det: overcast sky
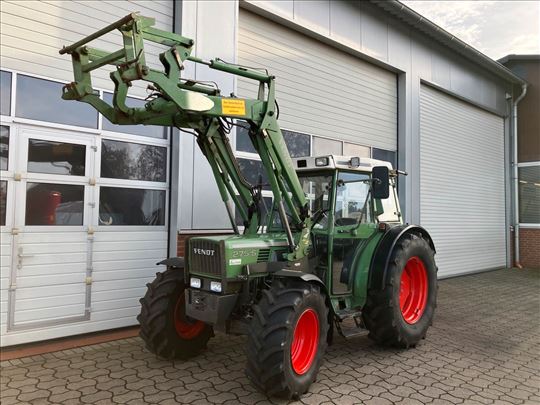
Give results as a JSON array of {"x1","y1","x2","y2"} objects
[{"x1": 402, "y1": 1, "x2": 540, "y2": 61}]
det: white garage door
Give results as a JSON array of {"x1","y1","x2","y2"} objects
[
  {"x1": 237, "y1": 9, "x2": 397, "y2": 151},
  {"x1": 420, "y1": 85, "x2": 506, "y2": 277}
]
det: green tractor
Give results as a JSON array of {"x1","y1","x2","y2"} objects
[{"x1": 59, "y1": 13, "x2": 437, "y2": 398}]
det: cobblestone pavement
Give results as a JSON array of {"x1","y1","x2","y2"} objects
[{"x1": 1, "y1": 268, "x2": 539, "y2": 405}]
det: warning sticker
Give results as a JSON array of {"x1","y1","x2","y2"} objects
[{"x1": 222, "y1": 99, "x2": 246, "y2": 116}]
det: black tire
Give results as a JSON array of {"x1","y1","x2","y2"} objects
[
  {"x1": 245, "y1": 279, "x2": 329, "y2": 399},
  {"x1": 362, "y1": 232, "x2": 437, "y2": 348},
  {"x1": 137, "y1": 268, "x2": 213, "y2": 359}
]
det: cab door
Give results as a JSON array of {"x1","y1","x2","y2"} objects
[{"x1": 330, "y1": 171, "x2": 373, "y2": 295}]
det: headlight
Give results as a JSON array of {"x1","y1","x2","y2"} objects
[
  {"x1": 315, "y1": 156, "x2": 329, "y2": 166},
  {"x1": 210, "y1": 281, "x2": 222, "y2": 293},
  {"x1": 190, "y1": 277, "x2": 201, "y2": 288}
]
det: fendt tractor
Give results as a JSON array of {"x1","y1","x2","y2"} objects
[{"x1": 59, "y1": 13, "x2": 437, "y2": 398}]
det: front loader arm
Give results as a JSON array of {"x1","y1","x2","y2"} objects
[{"x1": 59, "y1": 12, "x2": 310, "y2": 259}]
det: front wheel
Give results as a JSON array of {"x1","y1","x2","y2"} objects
[
  {"x1": 137, "y1": 268, "x2": 213, "y2": 359},
  {"x1": 362, "y1": 232, "x2": 437, "y2": 348},
  {"x1": 245, "y1": 279, "x2": 329, "y2": 399}
]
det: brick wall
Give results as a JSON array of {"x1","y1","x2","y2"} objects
[
  {"x1": 176, "y1": 232, "x2": 233, "y2": 257},
  {"x1": 519, "y1": 228, "x2": 540, "y2": 269},
  {"x1": 510, "y1": 228, "x2": 540, "y2": 269}
]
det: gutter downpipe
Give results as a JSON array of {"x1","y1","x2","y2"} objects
[{"x1": 512, "y1": 84, "x2": 527, "y2": 268}]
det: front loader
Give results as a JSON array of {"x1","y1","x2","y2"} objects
[{"x1": 59, "y1": 13, "x2": 437, "y2": 399}]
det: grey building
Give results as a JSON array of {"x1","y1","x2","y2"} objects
[{"x1": 0, "y1": 0, "x2": 525, "y2": 346}]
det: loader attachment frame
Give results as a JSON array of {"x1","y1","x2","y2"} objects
[{"x1": 59, "y1": 13, "x2": 311, "y2": 259}]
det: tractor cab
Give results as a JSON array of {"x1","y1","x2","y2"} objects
[{"x1": 290, "y1": 155, "x2": 403, "y2": 309}]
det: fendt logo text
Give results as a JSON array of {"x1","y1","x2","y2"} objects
[{"x1": 193, "y1": 248, "x2": 215, "y2": 256}]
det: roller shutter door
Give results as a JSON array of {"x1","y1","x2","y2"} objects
[
  {"x1": 237, "y1": 9, "x2": 397, "y2": 151},
  {"x1": 420, "y1": 85, "x2": 506, "y2": 277}
]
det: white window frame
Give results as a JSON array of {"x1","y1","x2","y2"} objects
[
  {"x1": 0, "y1": 68, "x2": 171, "y2": 232},
  {"x1": 517, "y1": 161, "x2": 540, "y2": 229},
  {"x1": 0, "y1": 122, "x2": 16, "y2": 228}
]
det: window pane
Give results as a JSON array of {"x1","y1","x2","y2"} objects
[
  {"x1": 335, "y1": 172, "x2": 372, "y2": 225},
  {"x1": 102, "y1": 93, "x2": 166, "y2": 139},
  {"x1": 99, "y1": 187, "x2": 165, "y2": 226},
  {"x1": 373, "y1": 148, "x2": 396, "y2": 168},
  {"x1": 26, "y1": 183, "x2": 84, "y2": 225},
  {"x1": 519, "y1": 166, "x2": 540, "y2": 224},
  {"x1": 236, "y1": 124, "x2": 256, "y2": 153},
  {"x1": 0, "y1": 180, "x2": 6, "y2": 226},
  {"x1": 238, "y1": 158, "x2": 270, "y2": 190},
  {"x1": 343, "y1": 142, "x2": 370, "y2": 158},
  {"x1": 313, "y1": 137, "x2": 342, "y2": 156},
  {"x1": 101, "y1": 139, "x2": 166, "y2": 182},
  {"x1": 282, "y1": 130, "x2": 310, "y2": 157},
  {"x1": 1, "y1": 71, "x2": 11, "y2": 116},
  {"x1": 235, "y1": 196, "x2": 272, "y2": 226},
  {"x1": 28, "y1": 139, "x2": 86, "y2": 176},
  {"x1": 16, "y1": 75, "x2": 98, "y2": 128},
  {"x1": 1, "y1": 126, "x2": 8, "y2": 171},
  {"x1": 298, "y1": 174, "x2": 333, "y2": 230}
]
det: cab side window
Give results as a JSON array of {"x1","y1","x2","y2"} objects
[{"x1": 334, "y1": 172, "x2": 372, "y2": 226}]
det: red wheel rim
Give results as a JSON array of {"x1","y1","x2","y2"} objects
[
  {"x1": 291, "y1": 308, "x2": 319, "y2": 375},
  {"x1": 400, "y1": 256, "x2": 428, "y2": 324},
  {"x1": 173, "y1": 294, "x2": 205, "y2": 339}
]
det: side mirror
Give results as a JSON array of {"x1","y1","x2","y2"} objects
[{"x1": 372, "y1": 166, "x2": 390, "y2": 199}]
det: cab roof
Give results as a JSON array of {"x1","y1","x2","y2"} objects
[{"x1": 292, "y1": 155, "x2": 394, "y2": 172}]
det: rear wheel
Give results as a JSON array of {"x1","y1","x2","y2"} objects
[
  {"x1": 137, "y1": 268, "x2": 213, "y2": 359},
  {"x1": 362, "y1": 233, "x2": 437, "y2": 348},
  {"x1": 246, "y1": 279, "x2": 329, "y2": 399}
]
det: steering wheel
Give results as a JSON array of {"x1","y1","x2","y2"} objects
[
  {"x1": 311, "y1": 208, "x2": 329, "y2": 227},
  {"x1": 335, "y1": 217, "x2": 358, "y2": 227}
]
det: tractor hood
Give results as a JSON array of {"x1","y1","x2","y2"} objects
[{"x1": 188, "y1": 233, "x2": 290, "y2": 280}]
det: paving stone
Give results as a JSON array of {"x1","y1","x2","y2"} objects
[
  {"x1": 112, "y1": 390, "x2": 145, "y2": 403},
  {"x1": 142, "y1": 390, "x2": 176, "y2": 403},
  {"x1": 48, "y1": 389, "x2": 82, "y2": 403},
  {"x1": 14, "y1": 389, "x2": 50, "y2": 403}
]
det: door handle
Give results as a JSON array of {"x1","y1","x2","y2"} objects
[
  {"x1": 17, "y1": 247, "x2": 34, "y2": 258},
  {"x1": 17, "y1": 247, "x2": 34, "y2": 269}
]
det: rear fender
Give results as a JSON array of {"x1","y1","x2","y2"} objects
[{"x1": 368, "y1": 225, "x2": 435, "y2": 290}]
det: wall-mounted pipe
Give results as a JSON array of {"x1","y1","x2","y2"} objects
[{"x1": 512, "y1": 83, "x2": 528, "y2": 268}]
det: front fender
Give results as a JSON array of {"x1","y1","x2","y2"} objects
[
  {"x1": 273, "y1": 269, "x2": 325, "y2": 286},
  {"x1": 272, "y1": 270, "x2": 334, "y2": 345},
  {"x1": 368, "y1": 225, "x2": 435, "y2": 290},
  {"x1": 157, "y1": 257, "x2": 185, "y2": 269}
]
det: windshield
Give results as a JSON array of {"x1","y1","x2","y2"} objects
[
  {"x1": 300, "y1": 174, "x2": 333, "y2": 211},
  {"x1": 268, "y1": 173, "x2": 333, "y2": 230},
  {"x1": 300, "y1": 173, "x2": 333, "y2": 229}
]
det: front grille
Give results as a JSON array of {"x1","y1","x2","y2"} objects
[{"x1": 189, "y1": 239, "x2": 223, "y2": 276}]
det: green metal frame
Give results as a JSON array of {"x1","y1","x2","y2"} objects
[{"x1": 59, "y1": 13, "x2": 311, "y2": 260}]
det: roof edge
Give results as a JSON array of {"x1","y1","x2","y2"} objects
[
  {"x1": 498, "y1": 54, "x2": 540, "y2": 64},
  {"x1": 371, "y1": 0, "x2": 527, "y2": 86}
]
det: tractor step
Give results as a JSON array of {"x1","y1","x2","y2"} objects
[
  {"x1": 335, "y1": 310, "x2": 368, "y2": 339},
  {"x1": 335, "y1": 309, "x2": 362, "y2": 321},
  {"x1": 339, "y1": 326, "x2": 369, "y2": 339}
]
